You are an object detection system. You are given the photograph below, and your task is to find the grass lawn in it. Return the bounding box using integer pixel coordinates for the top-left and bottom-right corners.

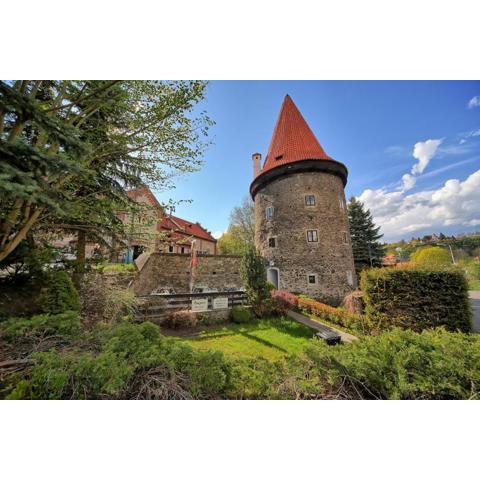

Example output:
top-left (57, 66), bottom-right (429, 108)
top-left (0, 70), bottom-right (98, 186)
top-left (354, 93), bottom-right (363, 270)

top-left (180, 317), bottom-right (316, 361)
top-left (469, 279), bottom-right (480, 290)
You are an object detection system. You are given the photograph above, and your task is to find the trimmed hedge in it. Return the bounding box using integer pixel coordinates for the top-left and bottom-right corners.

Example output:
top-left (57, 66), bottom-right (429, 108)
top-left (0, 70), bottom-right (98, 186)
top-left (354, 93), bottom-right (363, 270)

top-left (361, 267), bottom-right (472, 333)
top-left (297, 296), bottom-right (367, 334)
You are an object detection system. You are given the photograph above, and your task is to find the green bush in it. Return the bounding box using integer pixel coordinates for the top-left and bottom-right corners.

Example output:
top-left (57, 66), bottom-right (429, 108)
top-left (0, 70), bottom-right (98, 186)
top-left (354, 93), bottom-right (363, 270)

top-left (5, 348), bottom-right (132, 400)
top-left (302, 328), bottom-right (480, 399)
top-left (1, 311), bottom-right (81, 341)
top-left (4, 321), bottom-right (232, 400)
top-left (226, 357), bottom-right (325, 400)
top-left (38, 271), bottom-right (81, 314)
top-left (230, 305), bottom-right (253, 324)
top-left (240, 246), bottom-right (271, 317)
top-left (361, 267), bottom-right (472, 333)
top-left (411, 246), bottom-right (452, 267)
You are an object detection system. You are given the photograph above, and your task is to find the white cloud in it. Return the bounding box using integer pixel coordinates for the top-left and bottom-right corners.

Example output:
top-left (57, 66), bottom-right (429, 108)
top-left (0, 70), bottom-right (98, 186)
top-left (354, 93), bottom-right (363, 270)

top-left (411, 139), bottom-right (443, 175)
top-left (401, 173), bottom-right (416, 191)
top-left (359, 169), bottom-right (480, 241)
top-left (468, 96), bottom-right (480, 109)
top-left (212, 230), bottom-right (225, 239)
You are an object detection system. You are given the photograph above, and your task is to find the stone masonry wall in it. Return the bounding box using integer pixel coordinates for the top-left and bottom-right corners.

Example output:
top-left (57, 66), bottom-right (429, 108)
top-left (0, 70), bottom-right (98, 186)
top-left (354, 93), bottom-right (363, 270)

top-left (131, 253), bottom-right (242, 295)
top-left (254, 171), bottom-right (357, 305)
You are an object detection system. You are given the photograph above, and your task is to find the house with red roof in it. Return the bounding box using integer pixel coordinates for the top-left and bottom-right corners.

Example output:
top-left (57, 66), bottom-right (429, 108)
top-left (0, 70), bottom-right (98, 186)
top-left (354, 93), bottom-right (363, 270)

top-left (117, 186), bottom-right (217, 263)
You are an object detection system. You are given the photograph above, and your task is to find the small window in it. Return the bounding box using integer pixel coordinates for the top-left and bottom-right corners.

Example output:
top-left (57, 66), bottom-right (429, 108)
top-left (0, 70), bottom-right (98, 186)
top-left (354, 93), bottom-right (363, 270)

top-left (343, 232), bottom-right (348, 244)
top-left (339, 197), bottom-right (345, 210)
top-left (168, 245), bottom-right (174, 253)
top-left (347, 271), bottom-right (353, 286)
top-left (275, 154), bottom-right (283, 161)
top-left (305, 195), bottom-right (316, 206)
top-left (307, 230), bottom-right (318, 242)
top-left (180, 247), bottom-right (185, 254)
top-left (308, 274), bottom-right (317, 285)
top-left (268, 237), bottom-right (276, 248)
top-left (266, 206), bottom-right (274, 219)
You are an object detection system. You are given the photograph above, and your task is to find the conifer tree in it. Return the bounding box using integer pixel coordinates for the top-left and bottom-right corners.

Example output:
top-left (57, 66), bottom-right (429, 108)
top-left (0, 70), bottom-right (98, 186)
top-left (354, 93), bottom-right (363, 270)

top-left (347, 196), bottom-right (385, 273)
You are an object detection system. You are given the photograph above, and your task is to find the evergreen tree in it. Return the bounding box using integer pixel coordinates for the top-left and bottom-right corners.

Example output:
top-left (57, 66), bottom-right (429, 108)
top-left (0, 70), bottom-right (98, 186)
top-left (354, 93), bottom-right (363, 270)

top-left (0, 80), bottom-right (213, 265)
top-left (240, 245), bottom-right (271, 317)
top-left (347, 196), bottom-right (385, 273)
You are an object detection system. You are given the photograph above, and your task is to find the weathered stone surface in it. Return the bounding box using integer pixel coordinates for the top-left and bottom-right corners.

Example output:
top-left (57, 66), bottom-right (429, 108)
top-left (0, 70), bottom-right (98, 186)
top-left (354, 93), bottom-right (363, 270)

top-left (131, 253), bottom-right (243, 295)
top-left (254, 171), bottom-right (357, 305)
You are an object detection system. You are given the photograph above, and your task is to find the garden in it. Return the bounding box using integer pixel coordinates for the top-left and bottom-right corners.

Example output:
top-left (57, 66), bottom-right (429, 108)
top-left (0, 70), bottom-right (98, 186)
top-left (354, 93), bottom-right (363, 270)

top-left (1, 245), bottom-right (478, 400)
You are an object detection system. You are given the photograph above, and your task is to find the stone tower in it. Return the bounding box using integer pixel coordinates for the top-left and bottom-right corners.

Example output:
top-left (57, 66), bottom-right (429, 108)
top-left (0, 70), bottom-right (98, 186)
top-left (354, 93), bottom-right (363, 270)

top-left (250, 95), bottom-right (356, 305)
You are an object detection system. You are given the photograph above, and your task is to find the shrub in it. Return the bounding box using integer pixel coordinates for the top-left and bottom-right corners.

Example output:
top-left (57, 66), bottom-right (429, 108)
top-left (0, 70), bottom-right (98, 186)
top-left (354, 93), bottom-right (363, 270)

top-left (226, 357), bottom-right (325, 400)
top-left (240, 246), bottom-right (271, 317)
top-left (302, 328), bottom-right (480, 399)
top-left (164, 310), bottom-right (197, 329)
top-left (271, 290), bottom-right (298, 315)
top-left (5, 348), bottom-right (132, 400)
top-left (1, 311), bottom-right (81, 342)
top-left (230, 305), bottom-right (253, 324)
top-left (80, 274), bottom-right (139, 325)
top-left (104, 286), bottom-right (138, 323)
top-left (361, 266), bottom-right (472, 333)
top-left (38, 271), bottom-right (81, 314)
top-left (411, 246), bottom-right (452, 267)
top-left (4, 321), bottom-right (232, 400)
top-left (297, 296), bottom-right (367, 334)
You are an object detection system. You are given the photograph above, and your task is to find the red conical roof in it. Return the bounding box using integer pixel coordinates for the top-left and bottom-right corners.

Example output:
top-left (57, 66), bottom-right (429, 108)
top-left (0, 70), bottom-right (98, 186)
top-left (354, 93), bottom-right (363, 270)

top-left (259, 95), bottom-right (333, 176)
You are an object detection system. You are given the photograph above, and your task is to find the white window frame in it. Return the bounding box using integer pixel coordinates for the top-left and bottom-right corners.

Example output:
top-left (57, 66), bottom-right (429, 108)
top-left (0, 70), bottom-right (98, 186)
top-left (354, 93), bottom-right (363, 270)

top-left (266, 206), bottom-right (274, 219)
top-left (307, 230), bottom-right (318, 242)
top-left (307, 273), bottom-right (317, 285)
top-left (347, 271), bottom-right (353, 286)
top-left (305, 194), bottom-right (316, 206)
top-left (339, 197), bottom-right (345, 210)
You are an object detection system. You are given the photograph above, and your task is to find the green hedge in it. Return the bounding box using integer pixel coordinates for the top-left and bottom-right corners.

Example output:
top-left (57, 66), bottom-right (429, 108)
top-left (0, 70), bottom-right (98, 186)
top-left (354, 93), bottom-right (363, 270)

top-left (361, 267), bottom-right (472, 333)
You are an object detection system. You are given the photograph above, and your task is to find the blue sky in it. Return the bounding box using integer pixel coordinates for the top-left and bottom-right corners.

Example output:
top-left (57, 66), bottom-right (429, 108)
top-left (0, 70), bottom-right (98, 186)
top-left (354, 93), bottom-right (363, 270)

top-left (155, 81), bottom-right (480, 242)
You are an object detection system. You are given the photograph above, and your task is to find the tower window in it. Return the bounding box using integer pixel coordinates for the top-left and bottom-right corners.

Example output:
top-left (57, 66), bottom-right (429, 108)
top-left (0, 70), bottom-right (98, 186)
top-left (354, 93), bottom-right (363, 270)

top-left (275, 155), bottom-right (283, 161)
top-left (266, 206), bottom-right (274, 219)
top-left (307, 230), bottom-right (318, 242)
top-left (339, 197), bottom-right (345, 210)
top-left (347, 271), bottom-right (353, 286)
top-left (268, 237), bottom-right (276, 248)
top-left (342, 232), bottom-right (348, 244)
top-left (307, 274), bottom-right (317, 285)
top-left (305, 195), bottom-right (316, 206)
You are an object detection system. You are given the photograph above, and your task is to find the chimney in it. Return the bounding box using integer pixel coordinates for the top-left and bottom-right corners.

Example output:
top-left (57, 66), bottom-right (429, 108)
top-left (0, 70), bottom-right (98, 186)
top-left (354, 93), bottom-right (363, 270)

top-left (252, 153), bottom-right (262, 178)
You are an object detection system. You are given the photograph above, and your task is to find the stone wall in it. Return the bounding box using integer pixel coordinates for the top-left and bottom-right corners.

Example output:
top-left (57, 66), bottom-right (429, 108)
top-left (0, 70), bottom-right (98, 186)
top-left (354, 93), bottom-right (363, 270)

top-left (254, 171), bottom-right (357, 305)
top-left (131, 253), bottom-right (242, 295)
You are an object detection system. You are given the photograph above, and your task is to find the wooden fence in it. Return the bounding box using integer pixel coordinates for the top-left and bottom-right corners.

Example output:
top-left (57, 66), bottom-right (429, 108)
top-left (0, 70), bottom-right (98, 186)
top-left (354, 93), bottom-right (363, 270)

top-left (137, 291), bottom-right (247, 322)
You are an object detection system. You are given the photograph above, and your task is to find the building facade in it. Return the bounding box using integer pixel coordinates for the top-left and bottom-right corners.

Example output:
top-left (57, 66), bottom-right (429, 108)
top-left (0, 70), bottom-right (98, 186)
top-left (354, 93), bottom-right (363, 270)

top-left (117, 186), bottom-right (217, 263)
top-left (250, 95), bottom-right (356, 304)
